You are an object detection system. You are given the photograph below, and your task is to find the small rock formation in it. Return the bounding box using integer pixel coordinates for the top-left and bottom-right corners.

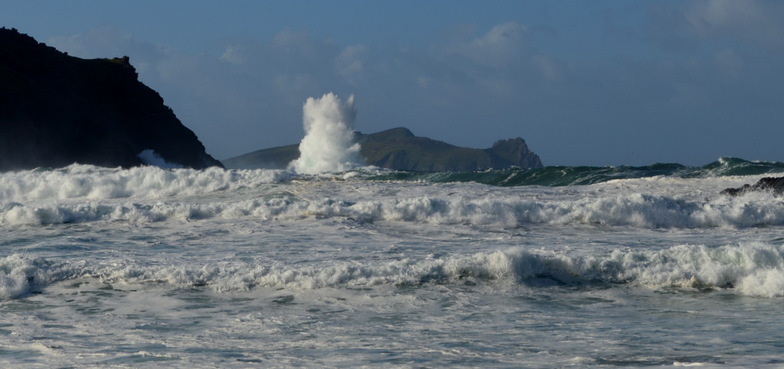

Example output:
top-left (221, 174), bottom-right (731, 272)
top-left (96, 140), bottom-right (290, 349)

top-left (222, 127), bottom-right (543, 172)
top-left (487, 137), bottom-right (543, 170)
top-left (0, 27), bottom-right (222, 171)
top-left (721, 177), bottom-right (784, 196)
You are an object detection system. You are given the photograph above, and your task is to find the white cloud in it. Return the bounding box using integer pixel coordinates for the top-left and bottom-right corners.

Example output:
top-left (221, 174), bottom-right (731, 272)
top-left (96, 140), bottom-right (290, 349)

top-left (48, 25), bottom-right (129, 58)
top-left (444, 22), bottom-right (531, 68)
top-left (335, 45), bottom-right (367, 84)
top-left (690, 0), bottom-right (779, 40)
top-left (652, 0), bottom-right (784, 51)
top-left (220, 44), bottom-right (246, 64)
top-left (531, 55), bottom-right (559, 80)
top-left (273, 29), bottom-right (310, 46)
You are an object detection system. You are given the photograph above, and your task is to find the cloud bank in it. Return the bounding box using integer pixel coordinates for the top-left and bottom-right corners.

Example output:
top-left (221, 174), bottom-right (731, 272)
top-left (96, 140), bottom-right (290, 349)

top-left (46, 1), bottom-right (784, 166)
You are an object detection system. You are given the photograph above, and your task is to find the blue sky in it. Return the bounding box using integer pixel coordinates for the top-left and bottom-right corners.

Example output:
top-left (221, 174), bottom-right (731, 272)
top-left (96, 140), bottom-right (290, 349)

top-left (3, 0), bottom-right (783, 166)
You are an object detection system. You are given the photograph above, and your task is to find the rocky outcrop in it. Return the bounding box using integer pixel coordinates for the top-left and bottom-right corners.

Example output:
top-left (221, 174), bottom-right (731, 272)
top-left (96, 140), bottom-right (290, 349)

top-left (0, 28), bottom-right (222, 171)
top-left (222, 127), bottom-right (543, 172)
top-left (721, 177), bottom-right (784, 196)
top-left (486, 137), bottom-right (543, 170)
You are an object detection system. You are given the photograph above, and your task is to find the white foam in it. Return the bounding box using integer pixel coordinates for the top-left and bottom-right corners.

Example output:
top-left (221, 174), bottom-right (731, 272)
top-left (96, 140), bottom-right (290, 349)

top-left (2, 168), bottom-right (784, 229)
top-left (137, 149), bottom-right (183, 169)
top-left (6, 241), bottom-right (782, 298)
top-left (0, 164), bottom-right (291, 202)
top-left (0, 254), bottom-right (79, 299)
top-left (289, 93), bottom-right (363, 174)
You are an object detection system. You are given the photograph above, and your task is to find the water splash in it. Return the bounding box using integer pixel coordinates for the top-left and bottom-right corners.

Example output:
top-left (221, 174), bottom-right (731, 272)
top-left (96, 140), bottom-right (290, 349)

top-left (137, 149), bottom-right (183, 169)
top-left (289, 93), bottom-right (363, 174)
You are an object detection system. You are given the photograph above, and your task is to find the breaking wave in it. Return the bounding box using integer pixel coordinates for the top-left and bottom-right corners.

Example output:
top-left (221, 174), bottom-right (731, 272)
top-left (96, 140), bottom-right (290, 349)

top-left (0, 164), bottom-right (292, 202)
top-left (4, 241), bottom-right (784, 299)
top-left (1, 173), bottom-right (783, 228)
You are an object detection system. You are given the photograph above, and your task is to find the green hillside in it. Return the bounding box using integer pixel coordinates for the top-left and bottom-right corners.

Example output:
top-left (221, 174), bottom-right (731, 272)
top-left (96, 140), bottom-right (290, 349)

top-left (223, 127), bottom-right (542, 172)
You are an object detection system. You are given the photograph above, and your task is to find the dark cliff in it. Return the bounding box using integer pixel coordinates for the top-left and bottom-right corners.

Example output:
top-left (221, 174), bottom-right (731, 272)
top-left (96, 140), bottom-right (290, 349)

top-left (0, 28), bottom-right (222, 171)
top-left (223, 127), bottom-right (543, 172)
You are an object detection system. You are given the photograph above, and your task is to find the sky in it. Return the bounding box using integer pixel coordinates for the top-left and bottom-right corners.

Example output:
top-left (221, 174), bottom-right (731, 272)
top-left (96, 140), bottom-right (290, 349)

top-left (2, 0), bottom-right (784, 166)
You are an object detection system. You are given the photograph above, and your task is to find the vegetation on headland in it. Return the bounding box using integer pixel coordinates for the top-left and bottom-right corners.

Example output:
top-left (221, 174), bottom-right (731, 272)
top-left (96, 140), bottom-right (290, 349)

top-left (223, 127), bottom-right (543, 172)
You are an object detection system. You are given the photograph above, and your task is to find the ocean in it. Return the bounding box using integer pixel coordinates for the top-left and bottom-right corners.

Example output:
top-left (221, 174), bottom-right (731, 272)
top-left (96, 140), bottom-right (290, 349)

top-left (2, 157), bottom-right (784, 368)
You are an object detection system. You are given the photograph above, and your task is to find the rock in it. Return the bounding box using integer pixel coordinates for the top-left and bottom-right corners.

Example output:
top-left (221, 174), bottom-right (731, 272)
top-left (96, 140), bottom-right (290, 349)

top-left (0, 28), bottom-right (222, 171)
top-left (222, 127), bottom-right (543, 172)
top-left (721, 177), bottom-right (784, 196)
top-left (487, 137), bottom-right (543, 170)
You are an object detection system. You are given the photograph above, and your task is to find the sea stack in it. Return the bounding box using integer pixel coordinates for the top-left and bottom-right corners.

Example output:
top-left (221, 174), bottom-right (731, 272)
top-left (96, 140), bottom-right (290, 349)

top-left (0, 27), bottom-right (222, 171)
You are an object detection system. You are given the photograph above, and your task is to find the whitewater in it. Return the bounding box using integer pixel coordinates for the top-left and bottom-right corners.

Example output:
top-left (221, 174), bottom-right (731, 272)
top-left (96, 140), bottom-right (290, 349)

top-left (1, 158), bottom-right (784, 367)
top-left (3, 92), bottom-right (784, 367)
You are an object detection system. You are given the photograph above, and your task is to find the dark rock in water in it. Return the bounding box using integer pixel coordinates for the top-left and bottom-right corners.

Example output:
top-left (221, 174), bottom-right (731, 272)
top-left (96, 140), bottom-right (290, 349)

top-left (721, 177), bottom-right (784, 196)
top-left (0, 28), bottom-right (222, 171)
top-left (222, 127), bottom-right (543, 172)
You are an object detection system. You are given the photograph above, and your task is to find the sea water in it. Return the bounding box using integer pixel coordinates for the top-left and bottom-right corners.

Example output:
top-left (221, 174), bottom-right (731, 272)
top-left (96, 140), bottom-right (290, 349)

top-left (2, 159), bottom-right (784, 368)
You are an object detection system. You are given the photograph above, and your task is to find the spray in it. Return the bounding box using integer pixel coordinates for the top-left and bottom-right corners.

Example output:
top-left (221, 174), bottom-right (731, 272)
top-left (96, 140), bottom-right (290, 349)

top-left (289, 93), bottom-right (363, 174)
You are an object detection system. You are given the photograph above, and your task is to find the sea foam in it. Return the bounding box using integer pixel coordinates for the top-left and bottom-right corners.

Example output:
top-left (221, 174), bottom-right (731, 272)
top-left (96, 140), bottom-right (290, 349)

top-left (0, 164), bottom-right (291, 202)
top-left (289, 93), bottom-right (363, 174)
top-left (5, 241), bottom-right (784, 299)
top-left (0, 254), bottom-right (79, 299)
top-left (2, 167), bottom-right (784, 228)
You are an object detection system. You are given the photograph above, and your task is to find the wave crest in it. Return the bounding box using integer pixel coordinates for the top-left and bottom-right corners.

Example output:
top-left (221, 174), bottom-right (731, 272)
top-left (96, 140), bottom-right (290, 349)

top-left (0, 164), bottom-right (292, 203)
top-left (3, 181), bottom-right (784, 228)
top-left (5, 242), bottom-right (784, 299)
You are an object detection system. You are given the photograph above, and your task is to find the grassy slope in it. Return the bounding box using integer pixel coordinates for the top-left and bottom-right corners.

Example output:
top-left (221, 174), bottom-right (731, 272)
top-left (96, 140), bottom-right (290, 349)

top-left (222, 127), bottom-right (542, 172)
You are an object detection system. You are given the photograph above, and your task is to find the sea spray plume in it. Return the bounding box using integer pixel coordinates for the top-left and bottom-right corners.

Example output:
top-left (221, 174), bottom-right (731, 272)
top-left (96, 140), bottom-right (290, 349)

top-left (289, 93), bottom-right (363, 174)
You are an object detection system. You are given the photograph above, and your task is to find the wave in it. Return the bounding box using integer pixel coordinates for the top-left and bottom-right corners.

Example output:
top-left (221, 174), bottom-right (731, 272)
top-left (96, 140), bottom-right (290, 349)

top-left (0, 254), bottom-right (79, 299)
top-left (4, 242), bottom-right (784, 299)
top-left (368, 157), bottom-right (784, 186)
top-left (1, 162), bottom-right (783, 228)
top-left (1, 157), bottom-right (780, 205)
top-left (2, 185), bottom-right (783, 228)
top-left (0, 164), bottom-right (293, 202)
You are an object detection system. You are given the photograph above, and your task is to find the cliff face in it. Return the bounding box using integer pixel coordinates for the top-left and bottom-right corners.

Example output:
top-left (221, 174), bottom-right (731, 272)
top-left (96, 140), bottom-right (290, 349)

top-left (222, 127), bottom-right (543, 172)
top-left (0, 28), bottom-right (222, 171)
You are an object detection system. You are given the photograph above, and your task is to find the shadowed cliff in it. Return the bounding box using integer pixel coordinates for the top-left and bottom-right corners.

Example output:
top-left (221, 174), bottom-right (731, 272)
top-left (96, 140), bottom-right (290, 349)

top-left (0, 27), bottom-right (222, 171)
top-left (223, 127), bottom-right (543, 172)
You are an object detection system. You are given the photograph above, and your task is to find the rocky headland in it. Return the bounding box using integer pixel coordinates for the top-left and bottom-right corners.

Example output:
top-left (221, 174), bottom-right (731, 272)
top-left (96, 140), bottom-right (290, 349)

top-left (223, 127), bottom-right (543, 172)
top-left (0, 28), bottom-right (222, 171)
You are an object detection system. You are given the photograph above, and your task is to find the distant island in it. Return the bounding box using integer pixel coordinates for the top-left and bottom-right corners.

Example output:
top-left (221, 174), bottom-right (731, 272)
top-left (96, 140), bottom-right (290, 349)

top-left (223, 127), bottom-right (543, 172)
top-left (0, 27), bottom-right (222, 171)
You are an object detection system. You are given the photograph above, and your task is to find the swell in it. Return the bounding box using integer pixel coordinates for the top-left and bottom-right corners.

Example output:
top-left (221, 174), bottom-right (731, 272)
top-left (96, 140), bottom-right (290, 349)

top-left (4, 242), bottom-right (784, 299)
top-left (369, 157), bottom-right (784, 187)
